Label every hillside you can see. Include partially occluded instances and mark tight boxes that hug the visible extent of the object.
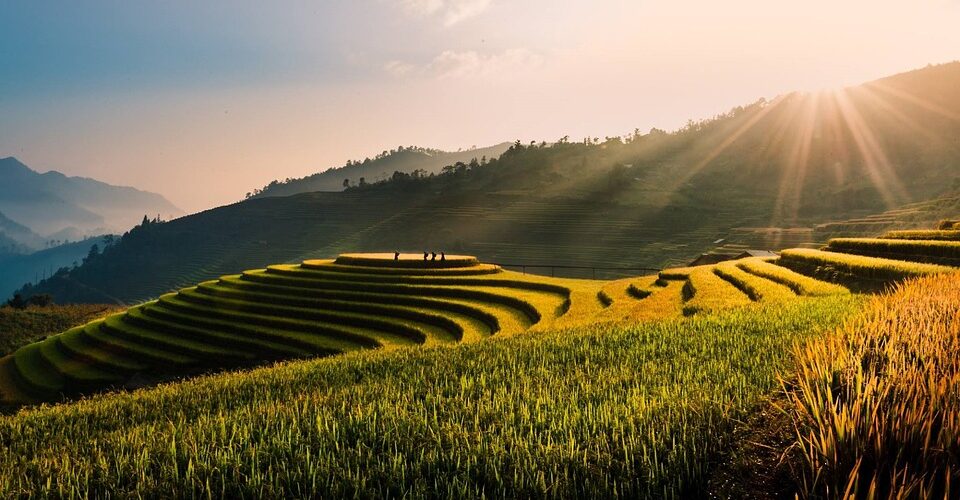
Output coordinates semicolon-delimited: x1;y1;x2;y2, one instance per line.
21;62;960;305
6;223;959;405
250;143;512;198
2;226;958;496
0;157;182;236
0;235;113;300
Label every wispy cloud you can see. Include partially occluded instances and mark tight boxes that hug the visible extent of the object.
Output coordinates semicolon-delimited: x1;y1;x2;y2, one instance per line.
398;0;491;26
429;49;543;78
383;60;416;77
385;48;544;80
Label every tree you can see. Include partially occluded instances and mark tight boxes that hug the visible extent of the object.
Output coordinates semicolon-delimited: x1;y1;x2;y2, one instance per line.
6;294;27;310
27;294;53;307
83;244;100;264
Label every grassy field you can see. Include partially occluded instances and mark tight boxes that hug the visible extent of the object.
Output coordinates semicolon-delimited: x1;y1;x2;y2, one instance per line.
0;304;121;356
1;227;958;496
11;236;955;406
0;295;862;498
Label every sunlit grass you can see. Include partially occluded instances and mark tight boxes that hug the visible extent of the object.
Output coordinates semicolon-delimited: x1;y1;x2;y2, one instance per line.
0;295;862;498
779;248;952;282
786;273;960;498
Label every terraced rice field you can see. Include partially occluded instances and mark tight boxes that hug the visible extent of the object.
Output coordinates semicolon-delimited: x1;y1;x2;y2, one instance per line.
0;254;609;403
4;223;960;406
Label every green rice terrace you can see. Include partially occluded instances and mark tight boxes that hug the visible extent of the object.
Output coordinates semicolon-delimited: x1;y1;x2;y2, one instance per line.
1;224;959;496
2;227;959;405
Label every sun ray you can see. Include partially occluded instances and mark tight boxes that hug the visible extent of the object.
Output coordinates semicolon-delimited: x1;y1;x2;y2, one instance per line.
832;88;910;208
852;85;943;144
665;95;788;194
866;81;960;123
772;92;819;224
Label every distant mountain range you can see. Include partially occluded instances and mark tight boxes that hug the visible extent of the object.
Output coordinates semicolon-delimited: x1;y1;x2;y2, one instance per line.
0;157;182;242
19;61;960;304
250;143;512;198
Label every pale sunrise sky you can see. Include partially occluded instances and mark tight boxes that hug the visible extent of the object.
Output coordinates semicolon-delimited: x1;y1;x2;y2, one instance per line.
1;0;958;212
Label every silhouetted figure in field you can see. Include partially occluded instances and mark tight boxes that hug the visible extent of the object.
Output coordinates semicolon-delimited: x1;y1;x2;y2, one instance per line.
394;251;399;260
423;251;428;261
441;252;446;261
431;252;437;261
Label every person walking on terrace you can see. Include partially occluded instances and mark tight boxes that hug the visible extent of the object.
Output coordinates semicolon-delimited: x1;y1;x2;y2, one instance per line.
431;252;437;261
394;251;400;260
441;252;446;261
423;251;429;261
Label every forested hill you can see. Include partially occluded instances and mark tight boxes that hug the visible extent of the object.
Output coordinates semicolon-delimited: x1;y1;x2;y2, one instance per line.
249;143;512;198
20;62;960;304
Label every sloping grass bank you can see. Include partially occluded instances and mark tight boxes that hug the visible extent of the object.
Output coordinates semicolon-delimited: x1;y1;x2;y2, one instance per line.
0;295;861;498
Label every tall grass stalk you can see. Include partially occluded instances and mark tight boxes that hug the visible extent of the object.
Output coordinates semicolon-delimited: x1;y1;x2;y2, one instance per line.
786;274;960;498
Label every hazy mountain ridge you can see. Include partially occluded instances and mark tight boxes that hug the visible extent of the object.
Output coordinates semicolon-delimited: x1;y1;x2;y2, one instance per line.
19;62;960;304
250;143;512;198
0;157;182;238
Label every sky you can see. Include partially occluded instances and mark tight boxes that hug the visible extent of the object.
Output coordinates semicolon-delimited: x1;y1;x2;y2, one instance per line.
1;0;958;213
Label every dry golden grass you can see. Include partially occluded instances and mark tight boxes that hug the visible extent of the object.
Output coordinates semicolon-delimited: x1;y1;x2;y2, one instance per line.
786;273;960;498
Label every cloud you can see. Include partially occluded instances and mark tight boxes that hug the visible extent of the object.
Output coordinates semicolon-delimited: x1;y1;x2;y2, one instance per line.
384;48;543;80
398;0;491;26
383;60;416;77
428;48;543;79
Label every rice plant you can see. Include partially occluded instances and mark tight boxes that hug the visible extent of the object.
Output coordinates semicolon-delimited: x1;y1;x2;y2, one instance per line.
0;295;861;498
827;237;960;263
779;248;952;282
882;229;960;241
735;257;848;296
785;273;960;498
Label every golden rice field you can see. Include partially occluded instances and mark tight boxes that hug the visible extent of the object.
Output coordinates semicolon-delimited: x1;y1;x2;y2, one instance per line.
1;222;958;496
787;273;960;498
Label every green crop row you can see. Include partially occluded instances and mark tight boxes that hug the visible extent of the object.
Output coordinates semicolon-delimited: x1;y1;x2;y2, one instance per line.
212;277;504;336
681;267;753;315
658;267;694;281
827;237;960;264
265;265;572;296
735;258;848;297
146;294;386;348
196;281;492;339
173;288;458;344
80;321;197;367
596;290;613;307
333;254;479;269
238;271;546;324
254;267;573;299
626;283;652;299
713;262;796;302
134;302;338;358
302;260;502;276
779;248;953;282
881;229;960;241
